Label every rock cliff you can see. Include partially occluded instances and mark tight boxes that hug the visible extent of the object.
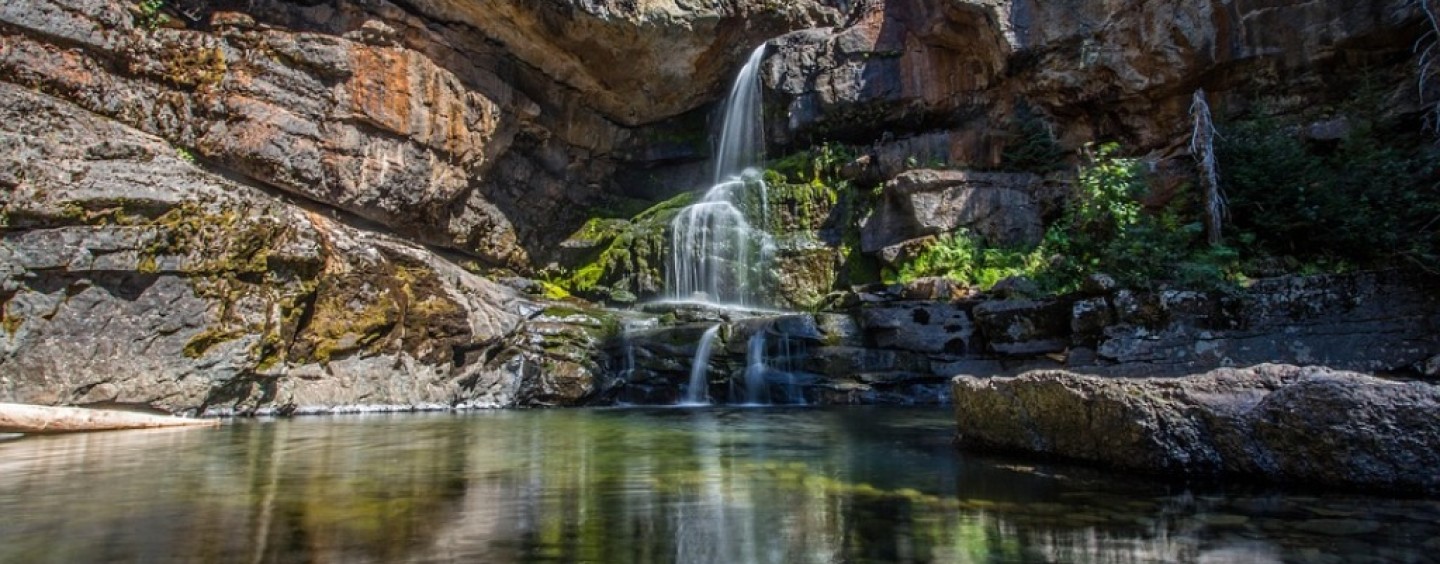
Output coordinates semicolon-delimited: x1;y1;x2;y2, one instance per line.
1;0;1435;413
763;0;1427;164
0;0;842;412
0;81;625;414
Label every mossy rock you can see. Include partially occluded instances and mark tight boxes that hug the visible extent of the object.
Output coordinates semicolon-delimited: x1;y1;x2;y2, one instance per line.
558;191;696;302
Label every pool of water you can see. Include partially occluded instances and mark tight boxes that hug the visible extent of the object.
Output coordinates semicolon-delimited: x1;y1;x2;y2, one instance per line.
0;406;1436;563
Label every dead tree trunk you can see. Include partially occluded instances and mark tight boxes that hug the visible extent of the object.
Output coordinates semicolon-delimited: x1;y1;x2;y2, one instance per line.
0;403;219;434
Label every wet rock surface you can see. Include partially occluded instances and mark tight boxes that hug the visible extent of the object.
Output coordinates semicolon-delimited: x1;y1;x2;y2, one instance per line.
605;269;1440;407
951;364;1440;493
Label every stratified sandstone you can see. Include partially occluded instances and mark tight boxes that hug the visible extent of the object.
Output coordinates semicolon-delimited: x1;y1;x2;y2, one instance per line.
0;81;611;414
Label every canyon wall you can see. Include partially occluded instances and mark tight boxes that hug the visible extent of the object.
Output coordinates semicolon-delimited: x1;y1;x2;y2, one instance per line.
1;0;1434;412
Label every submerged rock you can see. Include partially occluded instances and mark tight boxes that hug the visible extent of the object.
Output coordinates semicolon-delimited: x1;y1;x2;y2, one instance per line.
951;364;1440;493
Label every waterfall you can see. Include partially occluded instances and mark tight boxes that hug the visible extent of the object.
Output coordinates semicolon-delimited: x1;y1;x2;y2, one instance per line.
668;44;775;306
742;332;771;405
684;325;722;405
777;333;805;405
712;45;768;185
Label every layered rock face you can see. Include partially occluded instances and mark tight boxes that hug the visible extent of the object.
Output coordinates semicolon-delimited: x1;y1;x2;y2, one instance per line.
0;0;842;412
952;365;1440;493
0;82;621;414
762;0;1427;163
982;270;1440;376
1;0;1435;415
611;270;1440;407
861;170;1050;262
0;0;844;270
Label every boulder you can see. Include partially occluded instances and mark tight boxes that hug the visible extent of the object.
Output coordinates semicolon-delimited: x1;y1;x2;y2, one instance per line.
861;169;1044;254
952;364;1440;493
859;303;976;355
988;276;1040;300
971;298;1071;355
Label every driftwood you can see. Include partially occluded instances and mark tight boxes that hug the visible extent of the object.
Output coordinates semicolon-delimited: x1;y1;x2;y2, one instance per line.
0;403;220;434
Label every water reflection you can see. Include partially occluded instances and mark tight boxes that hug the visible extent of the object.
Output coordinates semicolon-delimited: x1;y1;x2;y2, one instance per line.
1;408;1437;563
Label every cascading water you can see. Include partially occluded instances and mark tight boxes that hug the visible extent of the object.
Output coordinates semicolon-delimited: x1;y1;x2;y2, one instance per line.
667;43;809;407
684;325;721;405
742;332;771;405
668;44;775;307
711;46;767;188
728;326;807;406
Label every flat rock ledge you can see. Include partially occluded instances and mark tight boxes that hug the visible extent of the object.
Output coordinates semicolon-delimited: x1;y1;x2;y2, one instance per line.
951;364;1440;494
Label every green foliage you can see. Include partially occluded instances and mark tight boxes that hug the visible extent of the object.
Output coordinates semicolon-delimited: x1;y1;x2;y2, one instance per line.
175;146;196;163
135;0;169;30
1000;109;1066;173
1039;143;1239;290
1073;143;1143;235
884;230;1044;290
767;142;854;187
1217;118;1440;270
889;142;1240;292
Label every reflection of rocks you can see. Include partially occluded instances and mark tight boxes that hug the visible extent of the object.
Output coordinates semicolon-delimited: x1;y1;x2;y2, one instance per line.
952;364;1440;493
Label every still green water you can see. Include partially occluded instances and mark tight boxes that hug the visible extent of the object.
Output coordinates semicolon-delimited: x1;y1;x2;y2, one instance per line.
0;407;1437;563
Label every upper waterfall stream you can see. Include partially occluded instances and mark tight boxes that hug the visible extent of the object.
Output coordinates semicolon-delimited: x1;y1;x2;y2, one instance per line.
668;44;775;308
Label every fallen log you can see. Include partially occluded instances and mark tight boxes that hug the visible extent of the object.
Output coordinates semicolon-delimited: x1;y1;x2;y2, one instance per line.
0;403;220;434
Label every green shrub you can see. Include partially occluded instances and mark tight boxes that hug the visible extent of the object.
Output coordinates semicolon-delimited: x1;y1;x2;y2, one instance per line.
1218;118;1440;270
891;142;1241;293
1000;109;1066;173
1039;142;1239;291
135;0;169;30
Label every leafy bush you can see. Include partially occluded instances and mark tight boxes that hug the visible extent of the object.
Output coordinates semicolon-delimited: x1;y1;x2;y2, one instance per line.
885;230;1044;290
891;142;1240;292
135;0;169;30
1035;143;1237;291
1218;118;1440;270
1000;109;1066;173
